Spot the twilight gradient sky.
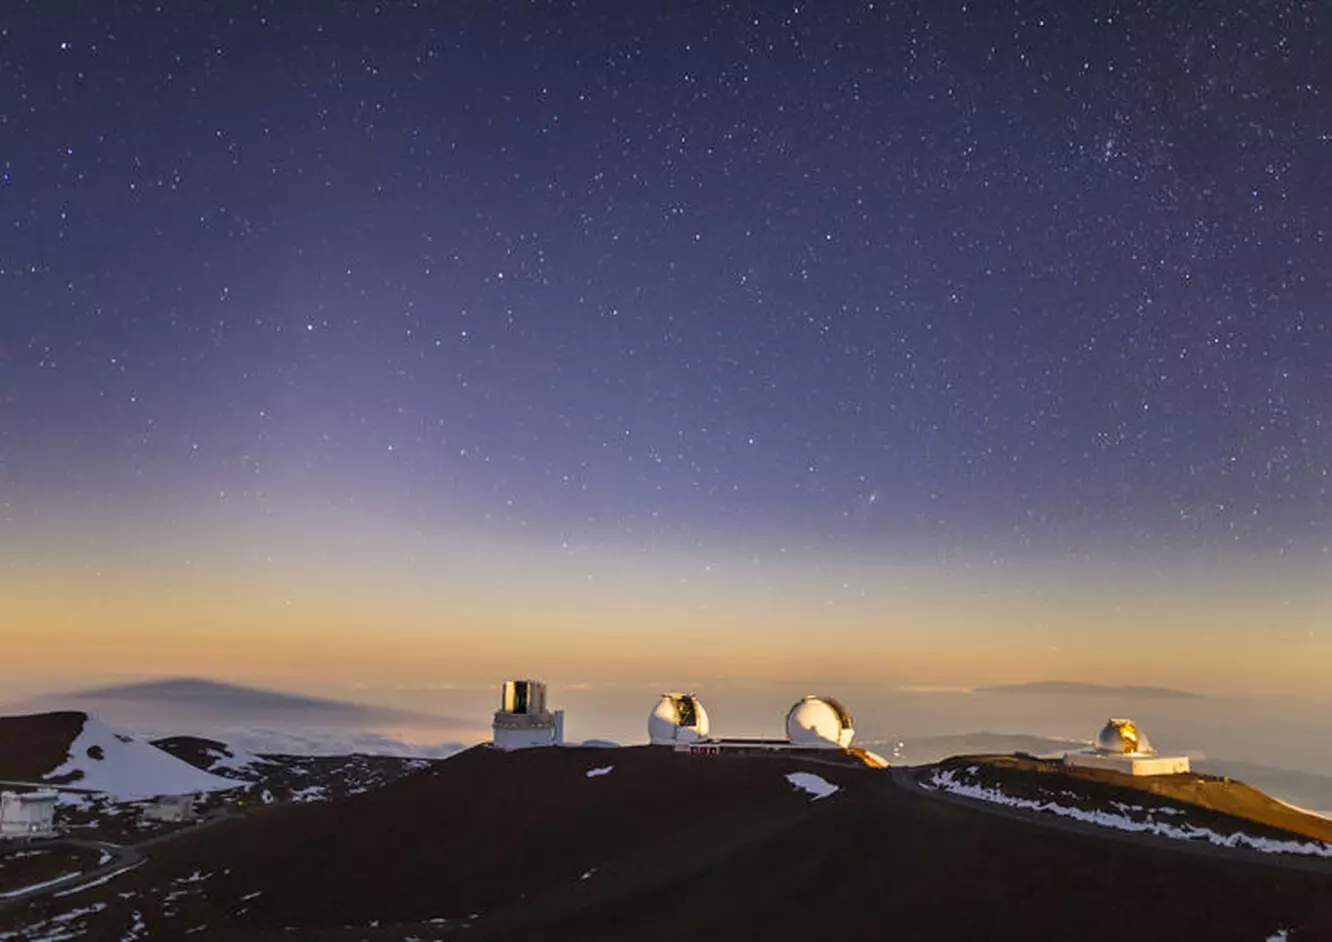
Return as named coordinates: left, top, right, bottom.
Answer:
left=2, top=1, right=1330, bottom=700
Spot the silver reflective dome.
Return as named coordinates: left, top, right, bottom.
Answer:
left=648, top=693, right=710, bottom=745
left=785, top=696, right=855, bottom=748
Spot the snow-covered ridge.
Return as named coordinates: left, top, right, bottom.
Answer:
left=927, top=767, right=1332, bottom=858
left=43, top=717, right=243, bottom=799
left=198, top=742, right=273, bottom=776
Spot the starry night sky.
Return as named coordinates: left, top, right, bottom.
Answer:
left=3, top=2, right=1330, bottom=693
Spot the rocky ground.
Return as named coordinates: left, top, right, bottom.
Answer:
left=2, top=744, right=1331, bottom=940
left=0, top=712, right=89, bottom=782
left=0, top=846, right=104, bottom=898
left=929, top=753, right=1332, bottom=847
left=153, top=735, right=439, bottom=804
left=4, top=713, right=1332, bottom=941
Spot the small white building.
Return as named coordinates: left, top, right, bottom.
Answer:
left=648, top=693, right=710, bottom=746
left=1064, top=718, right=1191, bottom=776
left=0, top=790, right=58, bottom=839
left=492, top=679, right=565, bottom=750
left=141, top=794, right=198, bottom=824
left=786, top=696, right=855, bottom=749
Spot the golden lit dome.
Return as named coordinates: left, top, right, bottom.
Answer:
left=1095, top=718, right=1154, bottom=755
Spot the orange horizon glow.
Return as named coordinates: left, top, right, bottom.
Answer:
left=3, top=502, right=1330, bottom=702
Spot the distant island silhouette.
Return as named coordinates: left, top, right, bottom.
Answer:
left=976, top=681, right=1203, bottom=699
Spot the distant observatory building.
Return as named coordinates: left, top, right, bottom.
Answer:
left=786, top=696, right=855, bottom=749
left=492, top=679, right=565, bottom=750
left=141, top=794, right=199, bottom=825
left=1064, top=718, right=1190, bottom=776
left=0, top=790, right=58, bottom=840
left=648, top=693, right=710, bottom=745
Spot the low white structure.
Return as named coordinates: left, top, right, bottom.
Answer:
left=1064, top=718, right=1190, bottom=776
left=675, top=738, right=887, bottom=768
left=786, top=696, right=855, bottom=749
left=141, top=794, right=198, bottom=824
left=492, top=679, right=564, bottom=750
left=0, top=790, right=58, bottom=839
left=648, top=693, right=710, bottom=746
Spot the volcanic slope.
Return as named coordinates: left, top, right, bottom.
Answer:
left=153, top=734, right=438, bottom=802
left=470, top=759, right=1332, bottom=942
left=0, top=712, right=86, bottom=783
left=150, top=736, right=272, bottom=777
left=5, top=745, right=867, bottom=937
left=931, top=754, right=1332, bottom=847
left=7, top=747, right=1332, bottom=941
left=0, top=712, right=237, bottom=797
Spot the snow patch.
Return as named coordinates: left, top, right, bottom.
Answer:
left=585, top=765, right=614, bottom=778
left=44, top=717, right=241, bottom=799
left=929, top=769, right=1332, bottom=858
left=786, top=771, right=840, bottom=800
left=0, top=901, right=107, bottom=942
left=51, top=861, right=143, bottom=897
left=0, top=872, right=83, bottom=900
left=201, top=743, right=273, bottom=774
left=49, top=902, right=107, bottom=924
left=290, top=785, right=329, bottom=803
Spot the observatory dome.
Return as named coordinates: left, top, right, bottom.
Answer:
left=786, top=696, right=854, bottom=748
left=1095, top=718, right=1154, bottom=755
left=648, top=693, right=710, bottom=745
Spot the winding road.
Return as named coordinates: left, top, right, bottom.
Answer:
left=0, top=806, right=239, bottom=908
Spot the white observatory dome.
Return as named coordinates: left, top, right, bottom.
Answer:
left=648, top=693, right=710, bottom=745
left=786, top=696, right=855, bottom=748
left=1095, top=718, right=1154, bottom=756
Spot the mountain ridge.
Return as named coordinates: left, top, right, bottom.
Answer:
left=976, top=680, right=1203, bottom=699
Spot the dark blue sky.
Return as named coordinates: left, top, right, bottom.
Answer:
left=3, top=0, right=1330, bottom=564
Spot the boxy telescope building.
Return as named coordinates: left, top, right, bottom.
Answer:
left=0, top=790, right=58, bottom=840
left=492, top=679, right=565, bottom=750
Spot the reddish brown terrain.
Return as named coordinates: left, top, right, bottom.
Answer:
left=937, top=754, right=1332, bottom=845
left=139, top=746, right=869, bottom=927
left=0, top=712, right=86, bottom=782
left=2, top=743, right=1331, bottom=941
left=0, top=846, right=102, bottom=897
left=152, top=734, right=445, bottom=805
left=149, top=736, right=238, bottom=773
